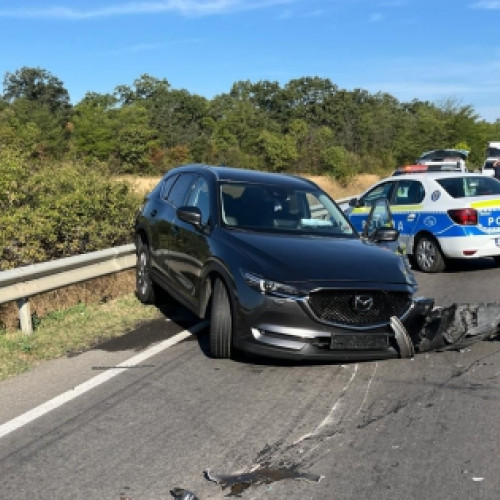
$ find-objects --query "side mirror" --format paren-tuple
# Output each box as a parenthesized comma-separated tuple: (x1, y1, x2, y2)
(177, 206, 203, 229)
(371, 226, 399, 242)
(348, 197, 359, 207)
(362, 197, 395, 240)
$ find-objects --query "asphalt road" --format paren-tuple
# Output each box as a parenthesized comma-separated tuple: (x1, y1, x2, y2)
(1, 258, 500, 500)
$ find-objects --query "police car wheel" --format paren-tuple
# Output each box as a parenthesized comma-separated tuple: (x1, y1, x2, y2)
(414, 235, 446, 273)
(493, 256, 500, 266)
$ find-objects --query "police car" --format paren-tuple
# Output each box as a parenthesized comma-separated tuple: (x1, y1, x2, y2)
(343, 171, 500, 272)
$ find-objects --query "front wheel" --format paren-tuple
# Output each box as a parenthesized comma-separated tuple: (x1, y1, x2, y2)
(493, 256, 500, 266)
(209, 278, 233, 359)
(135, 238, 156, 304)
(414, 235, 446, 273)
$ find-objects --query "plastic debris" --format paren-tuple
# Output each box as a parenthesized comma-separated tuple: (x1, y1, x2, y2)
(409, 303, 500, 353)
(205, 467, 323, 496)
(170, 487, 200, 500)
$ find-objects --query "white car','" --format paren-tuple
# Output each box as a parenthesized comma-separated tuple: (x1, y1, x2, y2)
(344, 172, 500, 272)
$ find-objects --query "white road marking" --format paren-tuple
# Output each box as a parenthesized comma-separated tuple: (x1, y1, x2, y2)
(0, 321, 208, 439)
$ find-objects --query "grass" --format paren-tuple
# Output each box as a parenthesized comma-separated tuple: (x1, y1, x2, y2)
(0, 294, 162, 382)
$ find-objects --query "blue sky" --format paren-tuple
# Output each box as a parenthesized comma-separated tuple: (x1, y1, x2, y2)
(1, 0, 500, 121)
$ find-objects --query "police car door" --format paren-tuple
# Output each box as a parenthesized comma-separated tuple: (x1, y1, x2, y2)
(390, 179, 424, 250)
(348, 181, 395, 233)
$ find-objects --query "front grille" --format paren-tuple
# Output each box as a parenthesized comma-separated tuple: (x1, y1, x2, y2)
(307, 290, 412, 327)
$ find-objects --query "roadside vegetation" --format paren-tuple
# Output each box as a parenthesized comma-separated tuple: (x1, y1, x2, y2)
(0, 294, 162, 381)
(1, 65, 500, 379)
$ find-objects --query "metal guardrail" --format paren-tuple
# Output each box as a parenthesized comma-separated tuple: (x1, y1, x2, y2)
(0, 195, 358, 335)
(0, 244, 136, 334)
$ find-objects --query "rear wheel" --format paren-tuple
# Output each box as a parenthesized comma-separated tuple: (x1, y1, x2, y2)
(135, 238, 156, 304)
(414, 235, 446, 273)
(493, 256, 500, 266)
(209, 278, 233, 359)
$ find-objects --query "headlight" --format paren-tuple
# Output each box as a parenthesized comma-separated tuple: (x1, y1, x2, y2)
(241, 270, 304, 297)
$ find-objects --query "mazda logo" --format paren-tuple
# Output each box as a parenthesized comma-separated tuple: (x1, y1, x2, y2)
(352, 294, 374, 312)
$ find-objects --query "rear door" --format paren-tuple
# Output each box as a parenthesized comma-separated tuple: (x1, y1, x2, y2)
(168, 174, 212, 310)
(155, 172, 197, 284)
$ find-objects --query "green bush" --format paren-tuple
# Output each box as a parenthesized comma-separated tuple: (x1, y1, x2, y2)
(322, 145, 360, 186)
(0, 149, 141, 270)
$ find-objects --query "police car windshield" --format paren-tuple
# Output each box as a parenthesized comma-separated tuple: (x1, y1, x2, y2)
(436, 176, 500, 198)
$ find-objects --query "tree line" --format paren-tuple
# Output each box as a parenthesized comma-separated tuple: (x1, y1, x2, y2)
(2, 66, 500, 271)
(2, 66, 500, 182)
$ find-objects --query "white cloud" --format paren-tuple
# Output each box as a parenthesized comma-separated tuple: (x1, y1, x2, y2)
(469, 1, 500, 8)
(0, 0, 300, 20)
(94, 38, 203, 56)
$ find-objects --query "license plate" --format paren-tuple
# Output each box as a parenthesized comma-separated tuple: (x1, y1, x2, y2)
(330, 334, 388, 350)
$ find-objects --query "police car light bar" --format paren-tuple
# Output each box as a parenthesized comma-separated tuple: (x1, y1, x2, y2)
(394, 163, 464, 175)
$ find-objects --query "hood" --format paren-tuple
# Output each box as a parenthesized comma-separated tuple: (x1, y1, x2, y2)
(224, 231, 412, 286)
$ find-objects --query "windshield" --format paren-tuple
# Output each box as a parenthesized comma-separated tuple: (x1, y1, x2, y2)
(436, 176, 500, 198)
(487, 147, 500, 157)
(220, 182, 355, 237)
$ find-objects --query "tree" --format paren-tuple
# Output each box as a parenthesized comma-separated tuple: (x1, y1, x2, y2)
(1, 67, 72, 158)
(3, 66, 70, 114)
(258, 130, 298, 172)
(72, 92, 119, 160)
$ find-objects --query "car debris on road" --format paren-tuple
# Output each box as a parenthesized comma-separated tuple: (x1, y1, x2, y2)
(170, 487, 200, 500)
(394, 302, 500, 357)
(205, 467, 323, 496)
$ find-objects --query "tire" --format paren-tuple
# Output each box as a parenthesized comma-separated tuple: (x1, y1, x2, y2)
(135, 238, 156, 304)
(493, 256, 500, 266)
(414, 235, 446, 273)
(209, 278, 233, 358)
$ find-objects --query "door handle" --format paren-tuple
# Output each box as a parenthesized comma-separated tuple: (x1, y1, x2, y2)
(406, 213, 416, 222)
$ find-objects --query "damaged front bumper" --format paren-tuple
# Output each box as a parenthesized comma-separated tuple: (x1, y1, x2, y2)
(236, 296, 436, 361)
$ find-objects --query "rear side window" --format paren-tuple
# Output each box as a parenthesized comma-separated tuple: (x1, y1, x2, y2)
(160, 175, 178, 200)
(166, 173, 196, 207)
(393, 180, 424, 205)
(437, 176, 500, 198)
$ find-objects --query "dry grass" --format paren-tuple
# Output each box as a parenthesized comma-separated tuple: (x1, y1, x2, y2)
(0, 271, 136, 329)
(115, 175, 161, 196)
(307, 174, 380, 200)
(118, 173, 379, 199)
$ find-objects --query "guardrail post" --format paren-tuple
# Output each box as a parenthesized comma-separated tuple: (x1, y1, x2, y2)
(17, 297, 33, 335)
